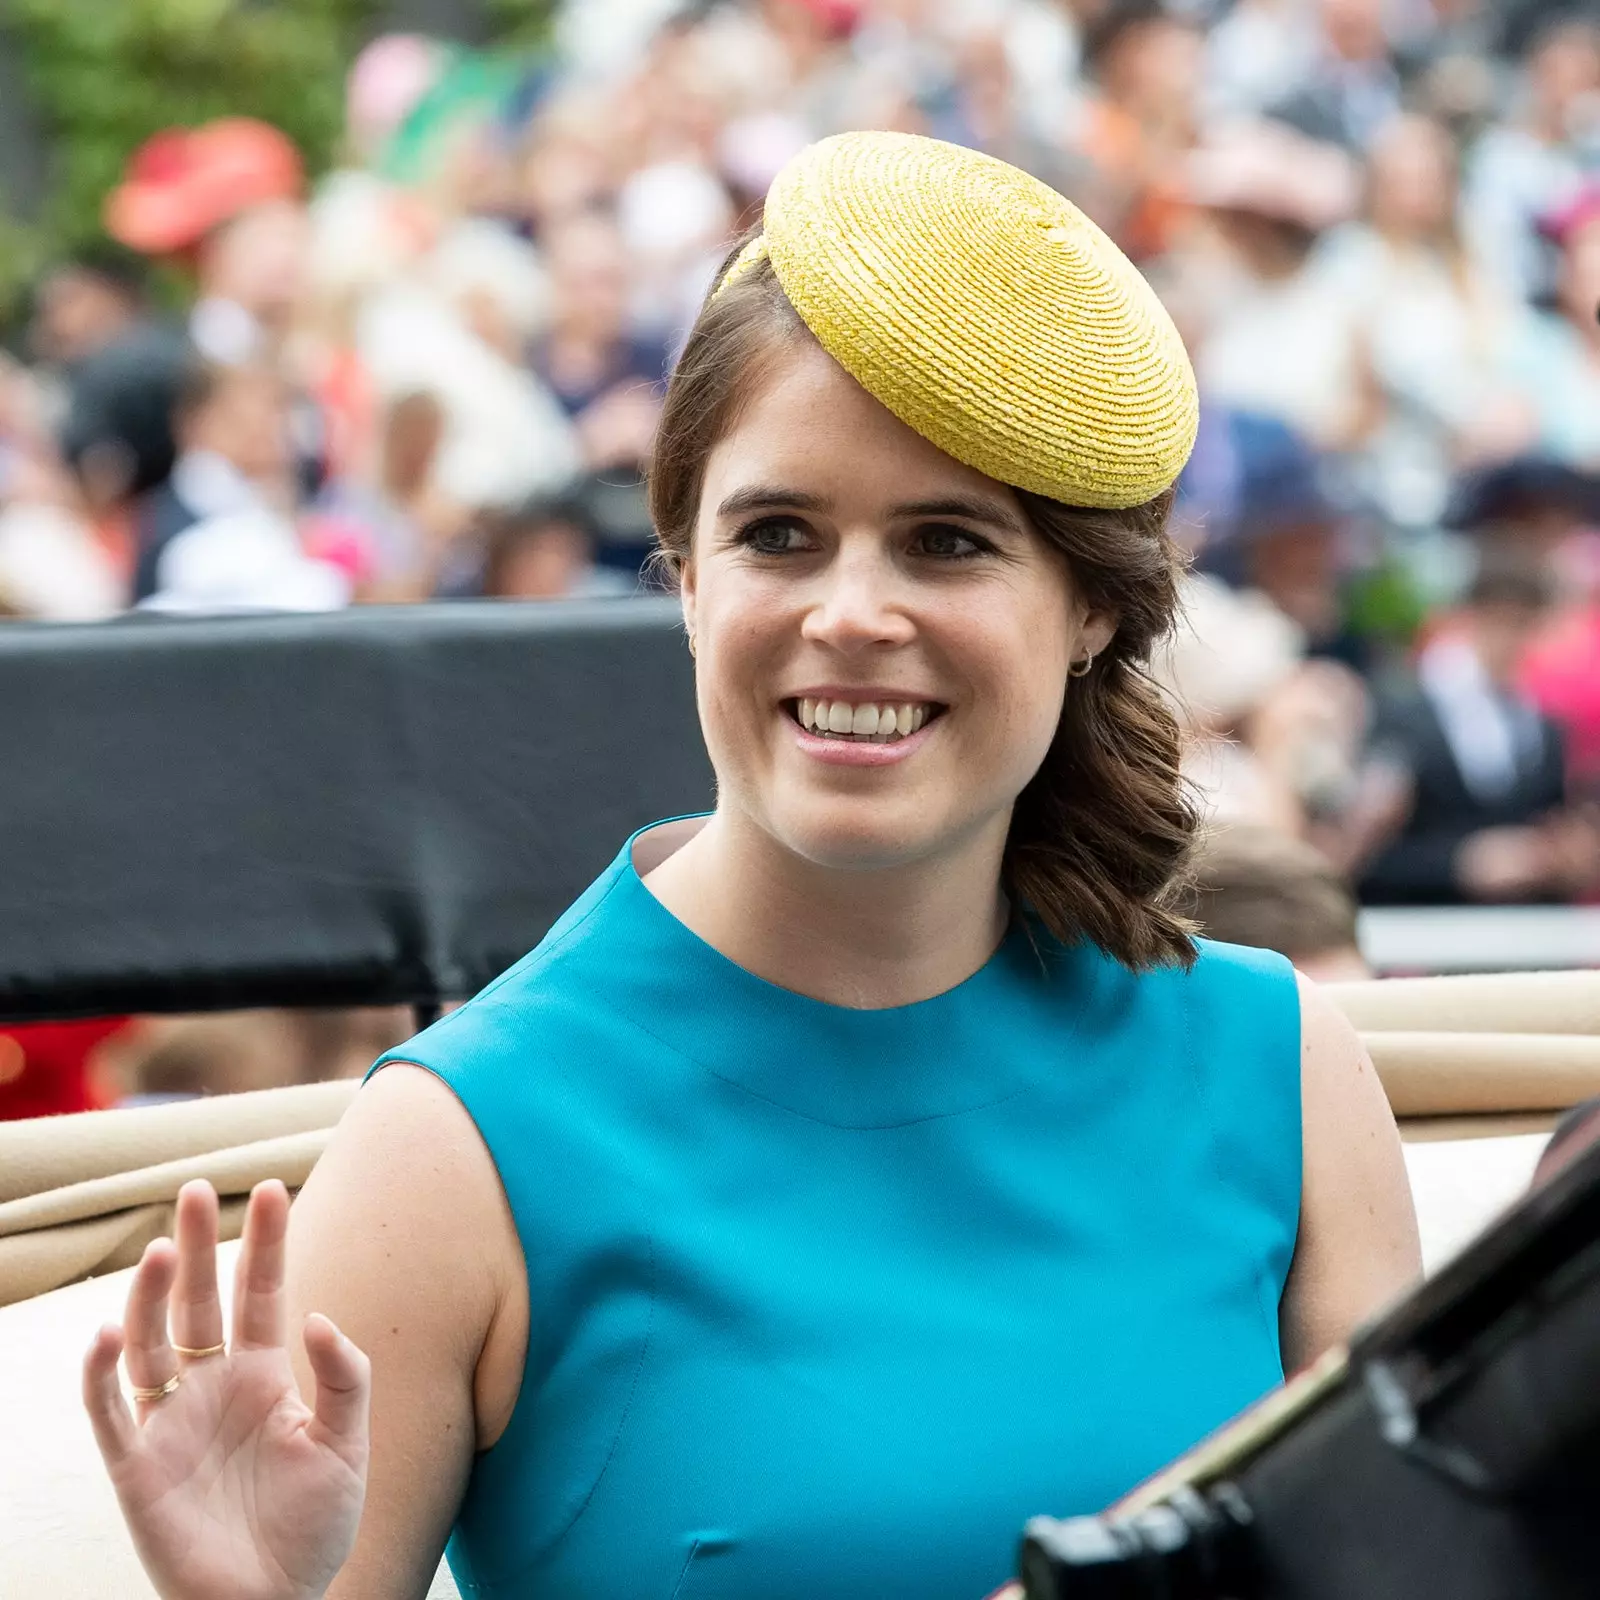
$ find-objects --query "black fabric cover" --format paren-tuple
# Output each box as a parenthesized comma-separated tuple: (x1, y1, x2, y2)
(0, 601, 712, 1022)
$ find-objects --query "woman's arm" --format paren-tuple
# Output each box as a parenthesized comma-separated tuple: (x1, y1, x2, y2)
(287, 1063, 529, 1599)
(1279, 973, 1423, 1372)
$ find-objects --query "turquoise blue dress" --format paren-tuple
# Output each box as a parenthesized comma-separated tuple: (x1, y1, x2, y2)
(373, 823, 1302, 1599)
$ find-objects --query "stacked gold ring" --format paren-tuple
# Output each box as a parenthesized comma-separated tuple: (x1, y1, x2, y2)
(131, 1373, 182, 1403)
(716, 131, 1198, 510)
(173, 1341, 227, 1360)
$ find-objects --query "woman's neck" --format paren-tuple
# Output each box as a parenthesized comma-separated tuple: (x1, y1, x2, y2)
(637, 809, 1012, 1010)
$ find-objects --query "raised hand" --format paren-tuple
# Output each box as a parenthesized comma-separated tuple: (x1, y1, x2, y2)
(82, 1179, 371, 1600)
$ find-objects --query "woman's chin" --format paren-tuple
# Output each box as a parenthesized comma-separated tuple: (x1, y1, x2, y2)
(765, 797, 956, 876)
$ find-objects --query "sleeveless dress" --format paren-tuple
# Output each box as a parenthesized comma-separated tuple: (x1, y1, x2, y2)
(372, 823, 1302, 1599)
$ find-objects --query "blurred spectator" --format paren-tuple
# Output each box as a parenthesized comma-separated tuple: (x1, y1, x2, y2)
(27, 248, 149, 373)
(532, 212, 668, 464)
(442, 489, 633, 600)
(1267, 0, 1403, 153)
(1204, 0, 1320, 123)
(353, 218, 579, 521)
(1073, 1, 1205, 259)
(1497, 182, 1600, 468)
(1194, 416, 1369, 665)
(1178, 119, 1364, 448)
(1176, 823, 1372, 981)
(132, 360, 296, 603)
(106, 118, 309, 367)
(1154, 569, 1308, 832)
(1311, 113, 1533, 525)
(56, 319, 190, 526)
(1360, 550, 1600, 903)
(1462, 16, 1600, 305)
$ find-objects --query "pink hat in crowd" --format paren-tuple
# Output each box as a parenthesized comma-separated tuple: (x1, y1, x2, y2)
(105, 118, 304, 256)
(1538, 182, 1600, 247)
(1182, 120, 1360, 235)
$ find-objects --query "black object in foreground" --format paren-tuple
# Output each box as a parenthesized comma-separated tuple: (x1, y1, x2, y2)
(1019, 1131, 1600, 1599)
(0, 600, 711, 1022)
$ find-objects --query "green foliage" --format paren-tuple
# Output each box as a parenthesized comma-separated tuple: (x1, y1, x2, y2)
(0, 0, 559, 327)
(5, 0, 376, 246)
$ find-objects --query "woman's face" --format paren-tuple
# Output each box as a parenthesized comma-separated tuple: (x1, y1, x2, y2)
(1367, 117, 1456, 239)
(681, 339, 1114, 874)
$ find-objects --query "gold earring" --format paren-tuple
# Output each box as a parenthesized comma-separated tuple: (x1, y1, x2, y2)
(687, 633, 697, 658)
(1068, 653, 1094, 678)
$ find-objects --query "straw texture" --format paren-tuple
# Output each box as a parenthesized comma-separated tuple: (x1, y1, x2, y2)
(745, 131, 1199, 509)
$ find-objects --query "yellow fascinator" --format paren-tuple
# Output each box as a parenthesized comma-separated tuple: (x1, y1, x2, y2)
(715, 131, 1198, 511)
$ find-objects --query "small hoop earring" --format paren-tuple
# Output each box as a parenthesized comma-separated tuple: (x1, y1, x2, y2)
(1068, 653, 1094, 678)
(687, 634, 697, 659)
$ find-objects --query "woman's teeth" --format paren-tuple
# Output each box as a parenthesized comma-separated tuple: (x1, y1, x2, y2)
(796, 698, 932, 741)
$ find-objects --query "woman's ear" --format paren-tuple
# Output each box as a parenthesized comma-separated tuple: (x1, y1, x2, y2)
(1080, 606, 1118, 662)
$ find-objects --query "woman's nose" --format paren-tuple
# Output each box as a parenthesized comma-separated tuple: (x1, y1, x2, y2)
(799, 550, 916, 650)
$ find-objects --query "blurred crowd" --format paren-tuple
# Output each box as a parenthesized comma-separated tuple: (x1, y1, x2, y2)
(4, 0, 1600, 1114)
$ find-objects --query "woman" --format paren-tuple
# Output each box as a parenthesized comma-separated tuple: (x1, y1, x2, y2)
(1311, 112, 1530, 523)
(83, 132, 1419, 1600)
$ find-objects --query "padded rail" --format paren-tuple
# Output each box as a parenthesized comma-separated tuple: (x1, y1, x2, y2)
(0, 600, 711, 1021)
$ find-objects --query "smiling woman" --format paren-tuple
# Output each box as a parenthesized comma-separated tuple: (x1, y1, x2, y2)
(650, 254, 1195, 971)
(85, 132, 1420, 1600)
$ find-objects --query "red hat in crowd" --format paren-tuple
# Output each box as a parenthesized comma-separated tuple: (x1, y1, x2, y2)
(105, 117, 304, 256)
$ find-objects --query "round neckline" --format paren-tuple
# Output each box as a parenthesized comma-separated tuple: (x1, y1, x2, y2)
(605, 817, 1089, 1127)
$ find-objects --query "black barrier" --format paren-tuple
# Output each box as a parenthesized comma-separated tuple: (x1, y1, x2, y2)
(0, 600, 712, 1022)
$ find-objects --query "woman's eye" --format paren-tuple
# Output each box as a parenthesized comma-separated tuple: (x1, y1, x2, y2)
(915, 524, 986, 559)
(737, 518, 810, 555)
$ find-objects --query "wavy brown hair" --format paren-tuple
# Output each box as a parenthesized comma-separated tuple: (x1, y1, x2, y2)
(648, 235, 1201, 970)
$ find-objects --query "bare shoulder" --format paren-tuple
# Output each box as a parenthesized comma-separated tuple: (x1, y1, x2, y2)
(289, 1061, 524, 1358)
(1281, 973, 1423, 1371)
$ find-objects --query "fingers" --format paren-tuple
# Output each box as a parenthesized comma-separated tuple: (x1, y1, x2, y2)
(302, 1313, 372, 1460)
(122, 1236, 179, 1400)
(82, 1324, 136, 1467)
(232, 1179, 290, 1351)
(170, 1179, 225, 1360)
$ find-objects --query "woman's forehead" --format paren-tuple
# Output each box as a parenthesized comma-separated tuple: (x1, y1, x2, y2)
(701, 341, 1020, 514)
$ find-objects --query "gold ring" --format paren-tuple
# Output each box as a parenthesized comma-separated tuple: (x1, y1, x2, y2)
(172, 1341, 226, 1360)
(131, 1372, 182, 1403)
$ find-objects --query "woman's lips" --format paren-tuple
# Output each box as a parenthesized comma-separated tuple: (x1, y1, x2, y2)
(784, 701, 943, 767)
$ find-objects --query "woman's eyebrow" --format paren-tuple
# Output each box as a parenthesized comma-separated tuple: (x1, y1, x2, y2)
(716, 486, 832, 517)
(892, 495, 1026, 534)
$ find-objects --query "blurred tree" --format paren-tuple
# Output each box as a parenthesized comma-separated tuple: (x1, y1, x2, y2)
(0, 0, 553, 327)
(4, 0, 376, 253)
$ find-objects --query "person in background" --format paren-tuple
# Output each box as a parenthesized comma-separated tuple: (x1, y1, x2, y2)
(1267, 0, 1403, 153)
(131, 361, 295, 603)
(1360, 550, 1600, 904)
(1498, 181, 1600, 469)
(1071, 0, 1205, 261)
(1197, 419, 1371, 667)
(1311, 113, 1533, 527)
(1177, 119, 1365, 450)
(104, 118, 310, 371)
(1176, 824, 1373, 982)
(439, 489, 630, 600)
(1462, 15, 1600, 306)
(529, 211, 668, 461)
(27, 248, 150, 375)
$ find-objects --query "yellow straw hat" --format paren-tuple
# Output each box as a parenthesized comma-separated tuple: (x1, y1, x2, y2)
(715, 131, 1198, 510)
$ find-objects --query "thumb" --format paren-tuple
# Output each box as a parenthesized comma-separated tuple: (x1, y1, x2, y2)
(302, 1313, 371, 1461)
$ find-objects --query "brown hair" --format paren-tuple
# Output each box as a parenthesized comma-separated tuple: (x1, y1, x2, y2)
(648, 236, 1201, 970)
(1173, 825, 1359, 963)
